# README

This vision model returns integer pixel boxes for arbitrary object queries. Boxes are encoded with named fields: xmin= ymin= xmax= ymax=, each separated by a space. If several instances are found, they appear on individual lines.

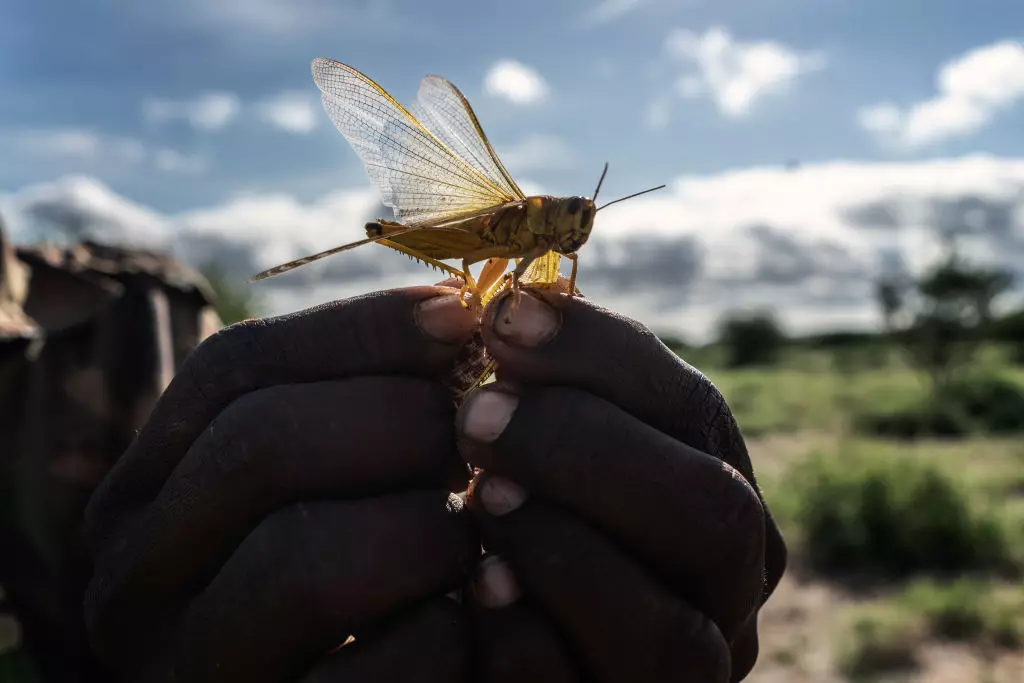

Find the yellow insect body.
xmin=249 ymin=58 xmax=662 ymax=312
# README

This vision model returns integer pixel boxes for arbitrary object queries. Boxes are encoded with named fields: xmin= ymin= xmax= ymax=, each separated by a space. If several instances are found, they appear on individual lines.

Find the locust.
xmin=248 ymin=57 xmax=664 ymax=319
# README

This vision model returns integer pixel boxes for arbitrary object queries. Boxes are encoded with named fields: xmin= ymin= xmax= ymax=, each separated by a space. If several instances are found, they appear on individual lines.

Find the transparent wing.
xmin=312 ymin=58 xmax=517 ymax=226
xmin=410 ymin=75 xmax=525 ymax=201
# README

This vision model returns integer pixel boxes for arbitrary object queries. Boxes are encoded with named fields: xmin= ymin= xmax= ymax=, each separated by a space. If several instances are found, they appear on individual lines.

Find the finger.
xmin=84 ymin=285 xmax=479 ymax=549
xmin=482 ymin=289 xmax=745 ymax=479
xmin=466 ymin=555 xmax=581 ymax=683
xmin=93 ymin=491 xmax=476 ymax=682
xmin=86 ymin=377 xmax=467 ymax=656
xmin=467 ymin=478 xmax=731 ymax=683
xmin=480 ymin=289 xmax=787 ymax=600
xmin=300 ymin=597 xmax=471 ymax=683
xmin=456 ymin=386 xmax=765 ymax=643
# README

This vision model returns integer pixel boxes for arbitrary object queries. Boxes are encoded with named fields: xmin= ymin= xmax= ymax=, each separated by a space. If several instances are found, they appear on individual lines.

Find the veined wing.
xmin=312 ymin=58 xmax=518 ymax=227
xmin=411 ymin=75 xmax=525 ymax=201
xmin=519 ymin=251 xmax=563 ymax=287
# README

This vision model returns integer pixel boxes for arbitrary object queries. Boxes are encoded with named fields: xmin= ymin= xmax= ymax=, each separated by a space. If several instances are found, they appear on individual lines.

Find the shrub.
xmin=854 ymin=373 xmax=1024 ymax=438
xmin=900 ymin=578 xmax=1024 ymax=648
xmin=786 ymin=451 xmax=1014 ymax=577
xmin=836 ymin=606 xmax=920 ymax=680
xmin=939 ymin=373 xmax=1024 ymax=433
xmin=715 ymin=311 xmax=786 ymax=368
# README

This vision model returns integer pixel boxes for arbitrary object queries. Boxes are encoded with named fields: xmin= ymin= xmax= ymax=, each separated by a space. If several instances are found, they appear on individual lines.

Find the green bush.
xmin=836 ymin=606 xmax=920 ymax=680
xmin=854 ymin=373 xmax=1024 ymax=438
xmin=940 ymin=373 xmax=1024 ymax=433
xmin=786 ymin=451 xmax=1014 ymax=577
xmin=899 ymin=578 xmax=1024 ymax=648
xmin=715 ymin=311 xmax=786 ymax=368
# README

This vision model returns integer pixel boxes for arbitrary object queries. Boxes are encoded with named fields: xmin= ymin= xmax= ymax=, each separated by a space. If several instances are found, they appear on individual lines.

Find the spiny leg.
xmin=460 ymin=259 xmax=480 ymax=310
xmin=565 ymin=252 xmax=580 ymax=297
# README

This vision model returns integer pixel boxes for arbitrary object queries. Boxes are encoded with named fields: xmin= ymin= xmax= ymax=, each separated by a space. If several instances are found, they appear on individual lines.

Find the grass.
xmin=768 ymin=445 xmax=1019 ymax=578
xmin=696 ymin=344 xmax=1024 ymax=680
xmin=900 ymin=578 xmax=1024 ymax=648
xmin=696 ymin=344 xmax=1024 ymax=437
xmin=836 ymin=579 xmax=1024 ymax=680
xmin=837 ymin=604 xmax=922 ymax=680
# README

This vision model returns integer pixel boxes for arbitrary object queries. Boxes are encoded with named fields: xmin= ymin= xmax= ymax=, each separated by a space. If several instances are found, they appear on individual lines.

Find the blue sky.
xmin=2 ymin=0 xmax=1023 ymax=338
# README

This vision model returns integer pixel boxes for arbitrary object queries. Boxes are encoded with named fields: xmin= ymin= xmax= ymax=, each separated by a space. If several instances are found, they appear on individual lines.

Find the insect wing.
xmin=411 ymin=75 xmax=525 ymax=201
xmin=311 ymin=58 xmax=517 ymax=227
xmin=519 ymin=251 xmax=563 ymax=287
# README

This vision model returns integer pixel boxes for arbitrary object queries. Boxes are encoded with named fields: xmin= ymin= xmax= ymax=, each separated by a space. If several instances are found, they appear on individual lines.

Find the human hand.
xmin=82 ymin=285 xmax=482 ymax=683
xmin=458 ymin=282 xmax=787 ymax=683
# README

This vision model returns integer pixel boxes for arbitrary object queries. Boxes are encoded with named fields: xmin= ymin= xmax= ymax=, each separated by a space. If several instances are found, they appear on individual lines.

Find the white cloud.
xmin=859 ymin=40 xmax=1024 ymax=148
xmin=586 ymin=0 xmax=645 ymax=26
xmin=257 ymin=91 xmax=319 ymax=133
xmin=4 ymin=175 xmax=170 ymax=249
xmin=6 ymin=128 xmax=199 ymax=175
xmin=176 ymin=0 xmax=396 ymax=41
xmin=664 ymin=25 xmax=825 ymax=117
xmin=13 ymin=129 xmax=145 ymax=164
xmin=153 ymin=148 xmax=208 ymax=174
xmin=6 ymin=155 xmax=1024 ymax=341
xmin=142 ymin=92 xmax=241 ymax=131
xmin=495 ymin=134 xmax=576 ymax=173
xmin=644 ymin=98 xmax=672 ymax=130
xmin=484 ymin=60 xmax=549 ymax=106
xmin=857 ymin=103 xmax=902 ymax=135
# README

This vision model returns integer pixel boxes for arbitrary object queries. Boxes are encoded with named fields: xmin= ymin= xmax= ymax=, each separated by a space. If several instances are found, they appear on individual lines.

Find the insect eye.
xmin=567 ymin=198 xmax=582 ymax=214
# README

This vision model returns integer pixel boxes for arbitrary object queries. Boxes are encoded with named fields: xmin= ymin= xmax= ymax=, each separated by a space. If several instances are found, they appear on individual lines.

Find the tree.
xmin=875 ymin=243 xmax=1013 ymax=391
xmin=198 ymin=262 xmax=261 ymax=325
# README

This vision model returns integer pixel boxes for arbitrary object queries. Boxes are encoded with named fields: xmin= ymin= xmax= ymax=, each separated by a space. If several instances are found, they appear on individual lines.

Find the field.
xmin=696 ymin=344 xmax=1024 ymax=683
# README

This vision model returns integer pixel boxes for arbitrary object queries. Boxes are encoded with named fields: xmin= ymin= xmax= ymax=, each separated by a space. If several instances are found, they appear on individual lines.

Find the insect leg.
xmin=460 ymin=258 xmax=480 ymax=310
xmin=476 ymin=257 xmax=511 ymax=298
xmin=373 ymin=239 xmax=465 ymax=279
xmin=565 ymin=252 xmax=580 ymax=297
xmin=503 ymin=254 xmax=540 ymax=323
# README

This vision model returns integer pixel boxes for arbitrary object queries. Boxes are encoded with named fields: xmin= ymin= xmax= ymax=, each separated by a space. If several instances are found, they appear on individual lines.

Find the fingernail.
xmin=415 ymin=293 xmax=478 ymax=343
xmin=474 ymin=555 xmax=522 ymax=609
xmin=493 ymin=293 xmax=560 ymax=346
xmin=479 ymin=476 xmax=527 ymax=516
xmin=461 ymin=390 xmax=519 ymax=443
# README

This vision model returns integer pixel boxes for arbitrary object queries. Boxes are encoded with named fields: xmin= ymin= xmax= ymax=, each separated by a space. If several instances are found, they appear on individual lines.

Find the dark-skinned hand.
xmin=82 ymin=275 xmax=785 ymax=683
xmin=458 ymin=280 xmax=787 ymax=683
xmin=81 ymin=285 xmax=482 ymax=683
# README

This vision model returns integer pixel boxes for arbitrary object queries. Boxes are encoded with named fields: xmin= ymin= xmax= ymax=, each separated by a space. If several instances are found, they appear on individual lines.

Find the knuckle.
xmin=715 ymin=467 xmax=766 ymax=568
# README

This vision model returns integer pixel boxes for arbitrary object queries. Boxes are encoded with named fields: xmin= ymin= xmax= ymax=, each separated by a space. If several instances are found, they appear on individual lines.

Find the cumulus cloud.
xmin=153 ymin=148 xmax=208 ymax=174
xmin=586 ymin=0 xmax=646 ymax=26
xmin=644 ymin=98 xmax=672 ymax=130
xmin=4 ymin=155 xmax=1024 ymax=341
xmin=859 ymin=40 xmax=1024 ymax=147
xmin=3 ymin=128 xmax=204 ymax=175
xmin=12 ymin=129 xmax=145 ymax=164
xmin=494 ymin=134 xmax=576 ymax=173
xmin=5 ymin=176 xmax=170 ymax=249
xmin=256 ymin=91 xmax=319 ymax=133
xmin=142 ymin=92 xmax=242 ymax=131
xmin=484 ymin=60 xmax=549 ymax=105
xmin=664 ymin=25 xmax=825 ymax=118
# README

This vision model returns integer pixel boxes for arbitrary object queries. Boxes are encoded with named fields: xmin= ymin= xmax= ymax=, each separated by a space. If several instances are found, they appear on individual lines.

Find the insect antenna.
xmin=592 ymin=162 xmax=610 ymax=201
xmin=596 ymin=183 xmax=667 ymax=211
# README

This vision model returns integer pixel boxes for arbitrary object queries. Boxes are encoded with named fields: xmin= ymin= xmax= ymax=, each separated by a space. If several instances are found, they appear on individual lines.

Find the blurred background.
xmin=1 ymin=1 xmax=1023 ymax=681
